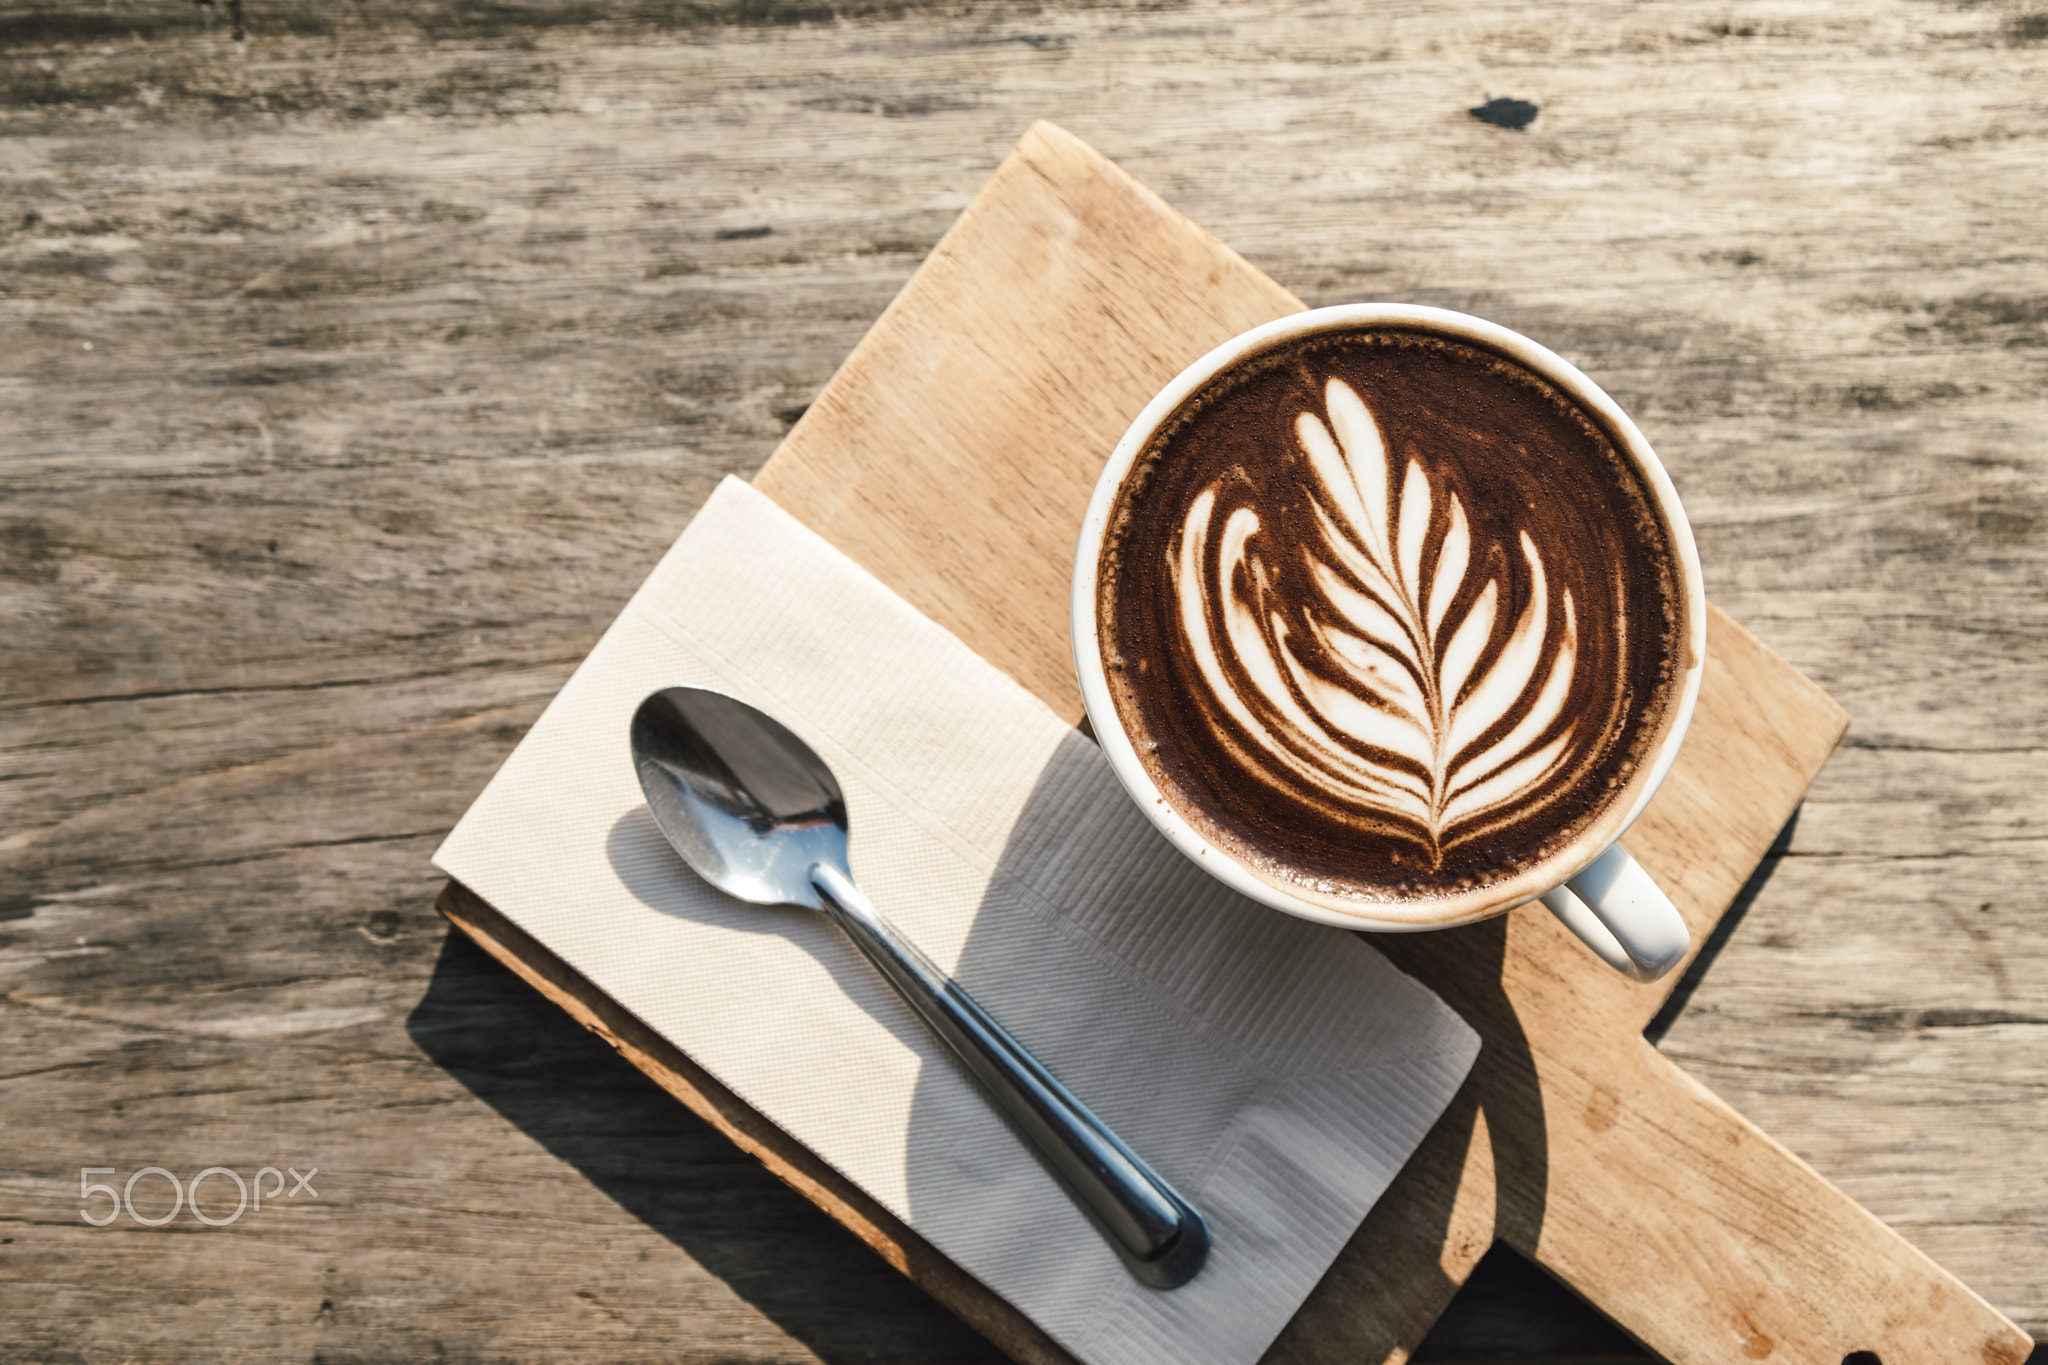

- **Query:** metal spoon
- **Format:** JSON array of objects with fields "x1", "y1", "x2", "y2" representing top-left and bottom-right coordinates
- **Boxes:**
[{"x1": 629, "y1": 685, "x2": 1210, "y2": 1290}]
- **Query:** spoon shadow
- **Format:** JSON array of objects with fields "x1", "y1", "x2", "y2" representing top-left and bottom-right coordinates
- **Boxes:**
[{"x1": 602, "y1": 804, "x2": 938, "y2": 1064}]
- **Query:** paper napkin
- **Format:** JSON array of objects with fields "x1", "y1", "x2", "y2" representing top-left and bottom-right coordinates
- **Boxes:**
[{"x1": 434, "y1": 476, "x2": 1480, "y2": 1365}]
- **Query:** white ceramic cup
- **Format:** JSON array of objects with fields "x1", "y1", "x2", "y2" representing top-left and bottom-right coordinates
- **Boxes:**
[{"x1": 1071, "y1": 305, "x2": 1706, "y2": 982}]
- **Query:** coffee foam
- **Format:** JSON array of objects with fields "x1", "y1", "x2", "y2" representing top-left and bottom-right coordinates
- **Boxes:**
[{"x1": 1097, "y1": 327, "x2": 1682, "y2": 904}]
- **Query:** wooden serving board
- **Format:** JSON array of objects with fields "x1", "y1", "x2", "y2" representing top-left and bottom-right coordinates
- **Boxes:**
[{"x1": 440, "y1": 122, "x2": 2033, "y2": 1365}]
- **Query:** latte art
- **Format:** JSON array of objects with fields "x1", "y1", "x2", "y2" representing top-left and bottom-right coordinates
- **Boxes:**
[
  {"x1": 1097, "y1": 326, "x2": 1684, "y2": 904},
  {"x1": 1174, "y1": 378, "x2": 1588, "y2": 867}
]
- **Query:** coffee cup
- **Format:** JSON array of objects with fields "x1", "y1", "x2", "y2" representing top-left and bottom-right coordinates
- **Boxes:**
[{"x1": 1071, "y1": 305, "x2": 1705, "y2": 981}]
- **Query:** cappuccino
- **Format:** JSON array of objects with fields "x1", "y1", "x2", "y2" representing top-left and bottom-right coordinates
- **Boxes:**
[{"x1": 1093, "y1": 324, "x2": 1686, "y2": 908}]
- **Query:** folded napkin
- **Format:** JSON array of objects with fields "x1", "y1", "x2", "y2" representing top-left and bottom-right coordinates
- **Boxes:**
[{"x1": 434, "y1": 476, "x2": 1480, "y2": 1365}]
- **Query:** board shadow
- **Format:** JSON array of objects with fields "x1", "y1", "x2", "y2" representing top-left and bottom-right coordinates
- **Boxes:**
[
  {"x1": 1642, "y1": 807, "x2": 1801, "y2": 1046},
  {"x1": 404, "y1": 925, "x2": 1007, "y2": 1365}
]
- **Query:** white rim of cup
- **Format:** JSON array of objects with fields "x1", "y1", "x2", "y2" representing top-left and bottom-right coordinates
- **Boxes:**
[{"x1": 1071, "y1": 304, "x2": 1709, "y2": 933}]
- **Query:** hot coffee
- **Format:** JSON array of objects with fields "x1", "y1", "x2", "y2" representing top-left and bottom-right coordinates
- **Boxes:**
[{"x1": 1092, "y1": 323, "x2": 1688, "y2": 913}]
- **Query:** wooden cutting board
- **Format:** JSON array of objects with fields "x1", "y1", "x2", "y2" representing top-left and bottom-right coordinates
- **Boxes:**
[{"x1": 440, "y1": 121, "x2": 2033, "y2": 1365}]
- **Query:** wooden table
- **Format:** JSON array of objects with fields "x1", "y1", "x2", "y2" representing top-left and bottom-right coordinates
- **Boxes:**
[{"x1": 3, "y1": 3, "x2": 2042, "y2": 1361}]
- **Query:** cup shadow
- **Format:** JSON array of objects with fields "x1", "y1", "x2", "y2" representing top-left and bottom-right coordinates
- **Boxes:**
[
  {"x1": 1398, "y1": 805, "x2": 1807, "y2": 1361},
  {"x1": 404, "y1": 922, "x2": 1007, "y2": 1364},
  {"x1": 1372, "y1": 908, "x2": 1552, "y2": 1261},
  {"x1": 895, "y1": 726, "x2": 1542, "y2": 1351}
]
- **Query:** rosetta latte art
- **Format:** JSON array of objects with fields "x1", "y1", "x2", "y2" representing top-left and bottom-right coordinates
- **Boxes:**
[{"x1": 1174, "y1": 378, "x2": 1590, "y2": 867}]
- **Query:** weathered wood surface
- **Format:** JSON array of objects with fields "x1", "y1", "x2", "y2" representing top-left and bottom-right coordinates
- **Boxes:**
[
  {"x1": 2, "y1": 2, "x2": 2043, "y2": 1361},
  {"x1": 431, "y1": 116, "x2": 2013, "y2": 1362}
]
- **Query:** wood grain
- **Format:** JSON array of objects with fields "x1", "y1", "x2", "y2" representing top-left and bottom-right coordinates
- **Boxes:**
[{"x1": 3, "y1": 2, "x2": 2043, "y2": 1361}]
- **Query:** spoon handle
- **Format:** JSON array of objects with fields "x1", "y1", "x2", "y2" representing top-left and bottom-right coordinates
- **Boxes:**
[{"x1": 809, "y1": 862, "x2": 1210, "y2": 1289}]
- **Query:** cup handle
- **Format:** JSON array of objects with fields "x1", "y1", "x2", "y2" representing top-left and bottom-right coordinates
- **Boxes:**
[{"x1": 1539, "y1": 844, "x2": 1691, "y2": 982}]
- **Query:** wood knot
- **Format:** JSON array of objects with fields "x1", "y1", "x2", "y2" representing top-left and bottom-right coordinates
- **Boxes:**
[{"x1": 1735, "y1": 1308, "x2": 1775, "y2": 1359}]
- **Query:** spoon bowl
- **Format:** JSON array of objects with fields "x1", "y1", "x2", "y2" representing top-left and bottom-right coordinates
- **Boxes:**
[{"x1": 630, "y1": 685, "x2": 848, "y2": 909}]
